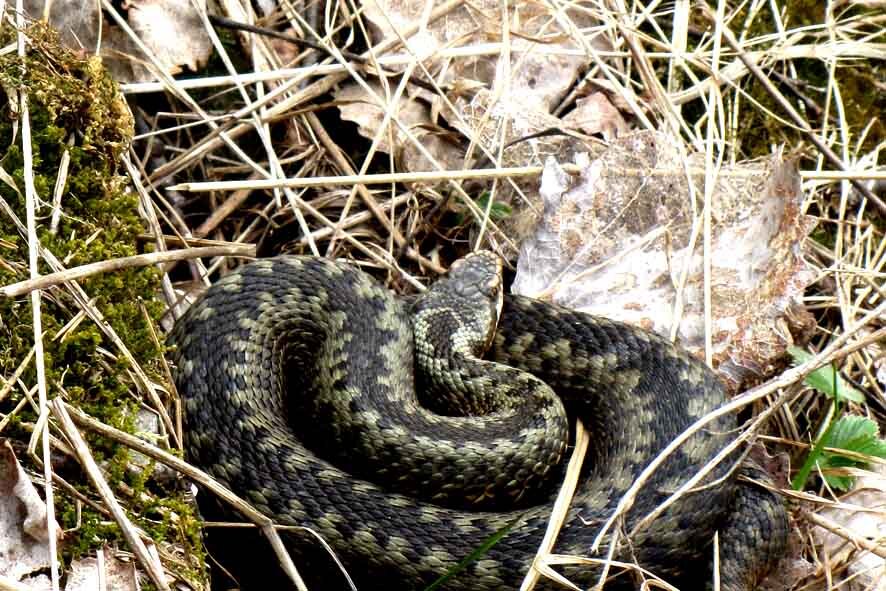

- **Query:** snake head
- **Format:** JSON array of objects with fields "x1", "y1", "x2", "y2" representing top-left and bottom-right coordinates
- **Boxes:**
[
  {"x1": 448, "y1": 251, "x2": 503, "y2": 298},
  {"x1": 410, "y1": 250, "x2": 505, "y2": 358},
  {"x1": 442, "y1": 250, "x2": 505, "y2": 353}
]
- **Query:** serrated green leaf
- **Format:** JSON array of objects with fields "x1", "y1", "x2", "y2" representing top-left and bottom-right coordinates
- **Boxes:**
[
  {"x1": 859, "y1": 439, "x2": 886, "y2": 457},
  {"x1": 825, "y1": 415, "x2": 886, "y2": 459},
  {"x1": 828, "y1": 413, "x2": 876, "y2": 442},
  {"x1": 453, "y1": 192, "x2": 513, "y2": 226},
  {"x1": 816, "y1": 415, "x2": 886, "y2": 491},
  {"x1": 822, "y1": 473, "x2": 854, "y2": 491},
  {"x1": 788, "y1": 346, "x2": 865, "y2": 403}
]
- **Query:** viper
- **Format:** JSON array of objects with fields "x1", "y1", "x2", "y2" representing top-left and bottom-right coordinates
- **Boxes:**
[{"x1": 168, "y1": 251, "x2": 788, "y2": 590}]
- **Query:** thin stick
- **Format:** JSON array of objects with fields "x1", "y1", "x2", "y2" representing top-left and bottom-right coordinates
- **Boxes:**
[
  {"x1": 802, "y1": 170, "x2": 886, "y2": 181},
  {"x1": 521, "y1": 420, "x2": 589, "y2": 591},
  {"x1": 15, "y1": 7, "x2": 59, "y2": 588},
  {"x1": 1, "y1": 246, "x2": 254, "y2": 298},
  {"x1": 57, "y1": 401, "x2": 312, "y2": 591},
  {"x1": 51, "y1": 400, "x2": 171, "y2": 591},
  {"x1": 806, "y1": 511, "x2": 886, "y2": 560},
  {"x1": 117, "y1": 42, "x2": 886, "y2": 95},
  {"x1": 168, "y1": 165, "x2": 874, "y2": 192}
]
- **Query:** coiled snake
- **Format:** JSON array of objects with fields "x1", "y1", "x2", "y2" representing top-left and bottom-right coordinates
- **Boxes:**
[{"x1": 169, "y1": 252, "x2": 788, "y2": 590}]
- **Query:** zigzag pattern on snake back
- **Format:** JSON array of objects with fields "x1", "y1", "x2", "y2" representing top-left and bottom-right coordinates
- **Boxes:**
[{"x1": 168, "y1": 252, "x2": 788, "y2": 591}]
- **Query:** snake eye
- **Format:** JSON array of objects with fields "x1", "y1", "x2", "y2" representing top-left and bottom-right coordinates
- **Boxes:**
[{"x1": 478, "y1": 274, "x2": 502, "y2": 299}]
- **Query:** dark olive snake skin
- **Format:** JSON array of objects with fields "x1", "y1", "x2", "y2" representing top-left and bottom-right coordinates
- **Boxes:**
[{"x1": 169, "y1": 253, "x2": 788, "y2": 590}]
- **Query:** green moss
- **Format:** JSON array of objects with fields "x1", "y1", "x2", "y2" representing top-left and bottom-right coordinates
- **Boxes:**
[
  {"x1": 0, "y1": 23, "x2": 206, "y2": 586},
  {"x1": 678, "y1": 2, "x2": 885, "y2": 161},
  {"x1": 732, "y1": 62, "x2": 885, "y2": 160},
  {"x1": 59, "y1": 510, "x2": 125, "y2": 559},
  {"x1": 728, "y1": 2, "x2": 885, "y2": 158}
]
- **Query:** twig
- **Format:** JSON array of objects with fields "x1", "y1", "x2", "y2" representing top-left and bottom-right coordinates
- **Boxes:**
[
  {"x1": 802, "y1": 171, "x2": 886, "y2": 181},
  {"x1": 521, "y1": 419, "x2": 588, "y2": 591},
  {"x1": 57, "y1": 401, "x2": 313, "y2": 591},
  {"x1": 1, "y1": 246, "x2": 254, "y2": 298},
  {"x1": 117, "y1": 43, "x2": 886, "y2": 95},
  {"x1": 207, "y1": 14, "x2": 442, "y2": 94},
  {"x1": 806, "y1": 511, "x2": 886, "y2": 560},
  {"x1": 168, "y1": 165, "x2": 881, "y2": 192},
  {"x1": 15, "y1": 8, "x2": 59, "y2": 588},
  {"x1": 51, "y1": 400, "x2": 171, "y2": 591}
]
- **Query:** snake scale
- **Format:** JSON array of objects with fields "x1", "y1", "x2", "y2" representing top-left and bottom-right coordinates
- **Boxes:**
[{"x1": 169, "y1": 252, "x2": 788, "y2": 590}]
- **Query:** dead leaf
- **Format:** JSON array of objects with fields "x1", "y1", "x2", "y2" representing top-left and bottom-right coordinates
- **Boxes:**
[
  {"x1": 64, "y1": 549, "x2": 138, "y2": 591},
  {"x1": 23, "y1": 0, "x2": 100, "y2": 53},
  {"x1": 513, "y1": 131, "x2": 817, "y2": 390},
  {"x1": 562, "y1": 93, "x2": 629, "y2": 141},
  {"x1": 359, "y1": 0, "x2": 605, "y2": 112},
  {"x1": 24, "y1": 0, "x2": 213, "y2": 83},
  {"x1": 812, "y1": 465, "x2": 886, "y2": 590},
  {"x1": 0, "y1": 440, "x2": 62, "y2": 583},
  {"x1": 124, "y1": 0, "x2": 212, "y2": 74},
  {"x1": 335, "y1": 82, "x2": 463, "y2": 172}
]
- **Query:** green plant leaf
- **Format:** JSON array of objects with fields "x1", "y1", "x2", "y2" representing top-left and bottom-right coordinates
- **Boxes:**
[
  {"x1": 825, "y1": 415, "x2": 886, "y2": 458},
  {"x1": 454, "y1": 192, "x2": 513, "y2": 226},
  {"x1": 817, "y1": 415, "x2": 886, "y2": 491},
  {"x1": 788, "y1": 346, "x2": 865, "y2": 403},
  {"x1": 474, "y1": 192, "x2": 512, "y2": 221}
]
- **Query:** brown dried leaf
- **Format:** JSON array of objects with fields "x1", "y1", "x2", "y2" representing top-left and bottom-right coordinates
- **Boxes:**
[
  {"x1": 812, "y1": 464, "x2": 886, "y2": 590},
  {"x1": 24, "y1": 0, "x2": 212, "y2": 83},
  {"x1": 23, "y1": 0, "x2": 100, "y2": 52},
  {"x1": 335, "y1": 82, "x2": 463, "y2": 171},
  {"x1": 123, "y1": 0, "x2": 212, "y2": 74},
  {"x1": 359, "y1": 0, "x2": 604, "y2": 111},
  {"x1": 513, "y1": 131, "x2": 817, "y2": 390},
  {"x1": 561, "y1": 93, "x2": 629, "y2": 141}
]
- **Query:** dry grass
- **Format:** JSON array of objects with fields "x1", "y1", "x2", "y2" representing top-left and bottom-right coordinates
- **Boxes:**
[{"x1": 0, "y1": 0, "x2": 884, "y2": 590}]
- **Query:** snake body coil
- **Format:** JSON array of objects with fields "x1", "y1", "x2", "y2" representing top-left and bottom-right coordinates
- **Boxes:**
[{"x1": 169, "y1": 253, "x2": 787, "y2": 590}]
